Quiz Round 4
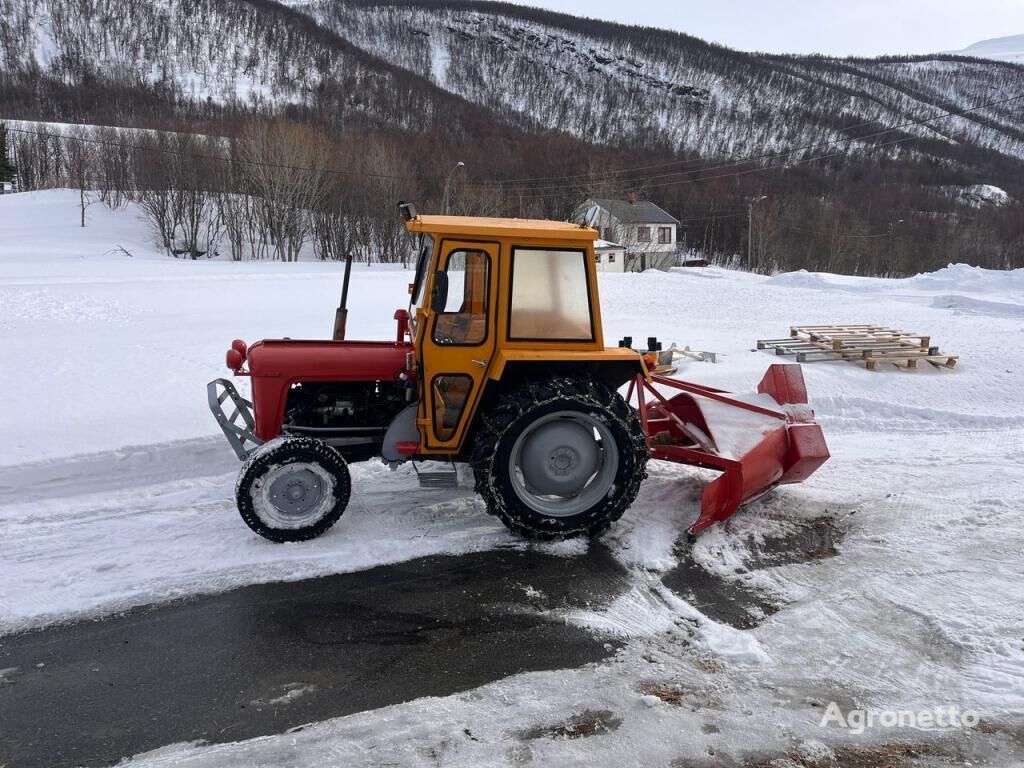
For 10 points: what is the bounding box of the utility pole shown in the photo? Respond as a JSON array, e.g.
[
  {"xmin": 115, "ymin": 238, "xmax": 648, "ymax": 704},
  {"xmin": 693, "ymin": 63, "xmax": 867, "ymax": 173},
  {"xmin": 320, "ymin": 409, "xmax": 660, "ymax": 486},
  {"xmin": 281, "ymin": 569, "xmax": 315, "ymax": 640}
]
[
  {"xmin": 442, "ymin": 161, "xmax": 465, "ymax": 215},
  {"xmin": 748, "ymin": 195, "xmax": 768, "ymax": 272}
]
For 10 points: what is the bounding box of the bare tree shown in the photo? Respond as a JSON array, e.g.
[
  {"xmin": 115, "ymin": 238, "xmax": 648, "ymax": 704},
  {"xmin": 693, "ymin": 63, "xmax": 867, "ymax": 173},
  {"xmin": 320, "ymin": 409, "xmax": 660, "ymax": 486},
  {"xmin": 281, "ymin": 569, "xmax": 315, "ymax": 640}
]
[
  {"xmin": 65, "ymin": 128, "xmax": 96, "ymax": 227},
  {"xmin": 238, "ymin": 119, "xmax": 333, "ymax": 262}
]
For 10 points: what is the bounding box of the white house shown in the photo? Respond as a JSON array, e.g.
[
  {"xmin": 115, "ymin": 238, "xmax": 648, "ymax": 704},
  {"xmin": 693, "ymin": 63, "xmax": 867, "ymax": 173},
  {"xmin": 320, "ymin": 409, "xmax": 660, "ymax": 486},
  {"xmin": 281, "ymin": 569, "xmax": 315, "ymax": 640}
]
[
  {"xmin": 575, "ymin": 193, "xmax": 679, "ymax": 271},
  {"xmin": 594, "ymin": 239, "xmax": 625, "ymax": 273}
]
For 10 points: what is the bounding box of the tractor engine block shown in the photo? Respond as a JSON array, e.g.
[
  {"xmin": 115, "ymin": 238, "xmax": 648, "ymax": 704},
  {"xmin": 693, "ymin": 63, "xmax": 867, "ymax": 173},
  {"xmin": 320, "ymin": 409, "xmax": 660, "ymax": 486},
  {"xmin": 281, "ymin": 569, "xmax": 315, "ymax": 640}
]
[{"xmin": 282, "ymin": 381, "xmax": 408, "ymax": 461}]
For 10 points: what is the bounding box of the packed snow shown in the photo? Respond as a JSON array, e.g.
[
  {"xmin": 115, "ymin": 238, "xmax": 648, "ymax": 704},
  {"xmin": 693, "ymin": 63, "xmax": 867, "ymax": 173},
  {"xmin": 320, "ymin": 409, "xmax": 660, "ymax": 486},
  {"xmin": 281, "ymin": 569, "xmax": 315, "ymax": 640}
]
[{"xmin": 2, "ymin": 190, "xmax": 1022, "ymax": 765}]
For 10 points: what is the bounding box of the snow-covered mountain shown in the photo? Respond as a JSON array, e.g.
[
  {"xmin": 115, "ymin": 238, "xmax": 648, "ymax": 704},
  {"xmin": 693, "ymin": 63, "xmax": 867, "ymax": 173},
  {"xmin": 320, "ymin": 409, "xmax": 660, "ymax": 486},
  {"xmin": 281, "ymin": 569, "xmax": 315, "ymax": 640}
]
[
  {"xmin": 0, "ymin": 0, "xmax": 500, "ymax": 136},
  {"xmin": 296, "ymin": 1, "xmax": 1024, "ymax": 161},
  {"xmin": 949, "ymin": 34, "xmax": 1024, "ymax": 64},
  {"xmin": 2, "ymin": 0, "xmax": 1023, "ymax": 171}
]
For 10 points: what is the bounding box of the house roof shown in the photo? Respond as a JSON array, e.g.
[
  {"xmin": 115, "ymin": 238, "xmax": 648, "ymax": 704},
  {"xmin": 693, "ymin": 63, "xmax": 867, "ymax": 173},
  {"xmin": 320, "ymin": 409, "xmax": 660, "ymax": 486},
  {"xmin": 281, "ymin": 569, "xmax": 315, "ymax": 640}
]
[
  {"xmin": 594, "ymin": 239, "xmax": 624, "ymax": 249},
  {"xmin": 589, "ymin": 198, "xmax": 679, "ymax": 225}
]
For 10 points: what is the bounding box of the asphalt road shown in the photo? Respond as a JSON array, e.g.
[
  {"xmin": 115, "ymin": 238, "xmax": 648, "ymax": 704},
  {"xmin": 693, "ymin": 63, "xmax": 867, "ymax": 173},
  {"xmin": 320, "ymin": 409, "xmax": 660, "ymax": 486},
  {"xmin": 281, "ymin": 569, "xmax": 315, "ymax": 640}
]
[{"xmin": 0, "ymin": 546, "xmax": 629, "ymax": 768}]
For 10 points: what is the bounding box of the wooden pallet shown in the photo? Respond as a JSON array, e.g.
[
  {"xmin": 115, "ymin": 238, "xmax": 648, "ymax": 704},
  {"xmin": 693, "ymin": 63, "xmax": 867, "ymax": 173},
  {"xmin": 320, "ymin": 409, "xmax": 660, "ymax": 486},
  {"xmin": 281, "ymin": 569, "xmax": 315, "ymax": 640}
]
[{"xmin": 757, "ymin": 325, "xmax": 958, "ymax": 370}]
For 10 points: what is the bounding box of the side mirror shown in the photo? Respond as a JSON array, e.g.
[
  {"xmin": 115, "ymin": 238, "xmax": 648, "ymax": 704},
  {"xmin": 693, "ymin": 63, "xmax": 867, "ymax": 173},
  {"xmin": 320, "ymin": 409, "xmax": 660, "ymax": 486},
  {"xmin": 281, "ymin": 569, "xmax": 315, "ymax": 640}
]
[
  {"xmin": 430, "ymin": 271, "xmax": 449, "ymax": 313},
  {"xmin": 397, "ymin": 201, "xmax": 418, "ymax": 222}
]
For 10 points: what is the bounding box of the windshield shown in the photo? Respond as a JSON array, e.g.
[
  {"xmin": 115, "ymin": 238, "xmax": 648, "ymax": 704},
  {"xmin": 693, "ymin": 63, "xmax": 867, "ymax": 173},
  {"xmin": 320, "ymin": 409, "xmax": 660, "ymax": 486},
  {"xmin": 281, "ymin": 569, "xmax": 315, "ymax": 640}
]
[{"xmin": 408, "ymin": 234, "xmax": 435, "ymax": 334}]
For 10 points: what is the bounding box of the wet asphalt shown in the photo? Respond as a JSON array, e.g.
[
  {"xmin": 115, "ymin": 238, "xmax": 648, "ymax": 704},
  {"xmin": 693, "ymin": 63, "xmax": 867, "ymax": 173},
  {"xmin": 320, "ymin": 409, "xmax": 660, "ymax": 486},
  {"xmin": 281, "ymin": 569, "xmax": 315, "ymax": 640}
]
[
  {"xmin": 0, "ymin": 517, "xmax": 839, "ymax": 768},
  {"xmin": 0, "ymin": 546, "xmax": 628, "ymax": 768}
]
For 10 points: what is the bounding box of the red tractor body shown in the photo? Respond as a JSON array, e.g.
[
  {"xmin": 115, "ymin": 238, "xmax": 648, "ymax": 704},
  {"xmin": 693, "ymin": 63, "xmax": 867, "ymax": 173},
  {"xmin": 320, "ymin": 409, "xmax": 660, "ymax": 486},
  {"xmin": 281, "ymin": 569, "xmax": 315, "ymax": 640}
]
[{"xmin": 236, "ymin": 339, "xmax": 411, "ymax": 442}]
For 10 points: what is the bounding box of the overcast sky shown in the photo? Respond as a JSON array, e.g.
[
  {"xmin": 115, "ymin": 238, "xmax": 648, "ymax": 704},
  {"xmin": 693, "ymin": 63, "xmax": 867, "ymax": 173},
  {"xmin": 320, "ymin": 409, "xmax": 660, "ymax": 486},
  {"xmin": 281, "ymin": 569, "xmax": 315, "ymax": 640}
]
[{"xmin": 499, "ymin": 0, "xmax": 1024, "ymax": 57}]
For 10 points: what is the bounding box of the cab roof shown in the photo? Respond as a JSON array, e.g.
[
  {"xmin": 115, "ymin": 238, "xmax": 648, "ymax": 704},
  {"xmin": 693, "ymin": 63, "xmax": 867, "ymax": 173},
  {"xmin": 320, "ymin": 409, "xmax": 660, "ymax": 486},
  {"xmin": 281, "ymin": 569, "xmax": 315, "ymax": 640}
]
[{"xmin": 406, "ymin": 215, "xmax": 597, "ymax": 241}]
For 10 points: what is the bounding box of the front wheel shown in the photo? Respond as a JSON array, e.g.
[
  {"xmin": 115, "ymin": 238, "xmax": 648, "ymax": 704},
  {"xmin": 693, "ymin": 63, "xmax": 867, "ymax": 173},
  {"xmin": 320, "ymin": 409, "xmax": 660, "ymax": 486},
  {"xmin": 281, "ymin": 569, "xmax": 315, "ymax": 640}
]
[
  {"xmin": 235, "ymin": 437, "xmax": 351, "ymax": 543},
  {"xmin": 472, "ymin": 377, "xmax": 648, "ymax": 539}
]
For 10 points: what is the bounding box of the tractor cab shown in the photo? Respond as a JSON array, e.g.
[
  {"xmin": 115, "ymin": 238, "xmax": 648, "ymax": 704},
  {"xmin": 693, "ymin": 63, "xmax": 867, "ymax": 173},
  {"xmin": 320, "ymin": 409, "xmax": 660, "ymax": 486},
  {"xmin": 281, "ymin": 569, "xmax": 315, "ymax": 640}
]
[{"xmin": 400, "ymin": 209, "xmax": 642, "ymax": 456}]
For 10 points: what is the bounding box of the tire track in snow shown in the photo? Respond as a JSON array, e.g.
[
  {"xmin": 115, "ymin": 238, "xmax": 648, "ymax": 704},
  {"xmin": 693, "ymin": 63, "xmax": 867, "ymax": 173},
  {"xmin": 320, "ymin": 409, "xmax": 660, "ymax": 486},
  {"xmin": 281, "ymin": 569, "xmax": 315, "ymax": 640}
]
[{"xmin": 813, "ymin": 394, "xmax": 1024, "ymax": 433}]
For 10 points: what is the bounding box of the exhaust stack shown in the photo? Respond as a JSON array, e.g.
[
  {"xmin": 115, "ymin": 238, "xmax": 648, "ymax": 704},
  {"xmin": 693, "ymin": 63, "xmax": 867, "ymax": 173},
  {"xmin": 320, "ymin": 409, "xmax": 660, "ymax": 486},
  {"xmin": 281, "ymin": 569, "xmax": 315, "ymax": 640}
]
[{"xmin": 333, "ymin": 251, "xmax": 354, "ymax": 341}]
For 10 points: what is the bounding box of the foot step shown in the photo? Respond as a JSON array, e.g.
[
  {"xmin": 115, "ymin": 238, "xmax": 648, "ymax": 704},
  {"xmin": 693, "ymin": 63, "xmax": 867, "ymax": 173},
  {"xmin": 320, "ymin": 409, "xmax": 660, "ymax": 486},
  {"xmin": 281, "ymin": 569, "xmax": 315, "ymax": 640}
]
[{"xmin": 416, "ymin": 471, "xmax": 459, "ymax": 489}]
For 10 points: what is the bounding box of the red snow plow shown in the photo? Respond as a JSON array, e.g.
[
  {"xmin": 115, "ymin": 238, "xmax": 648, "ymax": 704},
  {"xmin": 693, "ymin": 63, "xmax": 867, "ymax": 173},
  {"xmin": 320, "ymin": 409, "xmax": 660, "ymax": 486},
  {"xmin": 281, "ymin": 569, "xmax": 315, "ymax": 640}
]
[
  {"xmin": 628, "ymin": 364, "xmax": 829, "ymax": 537},
  {"xmin": 208, "ymin": 206, "xmax": 829, "ymax": 543}
]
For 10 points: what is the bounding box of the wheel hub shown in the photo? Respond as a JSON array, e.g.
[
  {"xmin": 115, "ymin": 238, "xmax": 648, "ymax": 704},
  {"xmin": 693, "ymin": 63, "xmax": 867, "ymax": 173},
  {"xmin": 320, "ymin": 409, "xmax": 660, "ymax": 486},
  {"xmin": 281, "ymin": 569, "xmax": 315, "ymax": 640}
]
[
  {"xmin": 518, "ymin": 417, "xmax": 601, "ymax": 497},
  {"xmin": 550, "ymin": 447, "xmax": 577, "ymax": 475},
  {"xmin": 267, "ymin": 466, "xmax": 325, "ymax": 519}
]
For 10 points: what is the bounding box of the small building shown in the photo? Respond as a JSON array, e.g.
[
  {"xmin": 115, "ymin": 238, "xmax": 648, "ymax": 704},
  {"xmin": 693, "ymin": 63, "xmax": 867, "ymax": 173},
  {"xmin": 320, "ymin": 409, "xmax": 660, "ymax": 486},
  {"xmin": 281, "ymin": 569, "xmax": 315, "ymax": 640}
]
[
  {"xmin": 594, "ymin": 239, "xmax": 625, "ymax": 273},
  {"xmin": 575, "ymin": 193, "xmax": 679, "ymax": 271},
  {"xmin": 0, "ymin": 181, "xmax": 13, "ymax": 195}
]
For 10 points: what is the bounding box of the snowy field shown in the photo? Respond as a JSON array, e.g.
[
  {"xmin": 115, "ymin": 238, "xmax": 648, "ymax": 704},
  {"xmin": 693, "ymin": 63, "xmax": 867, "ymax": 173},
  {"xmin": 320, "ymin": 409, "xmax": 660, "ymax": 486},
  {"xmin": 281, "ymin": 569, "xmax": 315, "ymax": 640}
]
[{"xmin": 2, "ymin": 190, "xmax": 1023, "ymax": 766}]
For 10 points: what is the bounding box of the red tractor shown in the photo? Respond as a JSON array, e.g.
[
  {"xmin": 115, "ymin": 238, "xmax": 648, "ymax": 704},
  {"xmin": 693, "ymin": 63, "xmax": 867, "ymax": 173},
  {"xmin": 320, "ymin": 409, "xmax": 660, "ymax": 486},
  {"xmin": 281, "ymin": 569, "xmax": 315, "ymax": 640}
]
[{"xmin": 208, "ymin": 204, "xmax": 829, "ymax": 543}]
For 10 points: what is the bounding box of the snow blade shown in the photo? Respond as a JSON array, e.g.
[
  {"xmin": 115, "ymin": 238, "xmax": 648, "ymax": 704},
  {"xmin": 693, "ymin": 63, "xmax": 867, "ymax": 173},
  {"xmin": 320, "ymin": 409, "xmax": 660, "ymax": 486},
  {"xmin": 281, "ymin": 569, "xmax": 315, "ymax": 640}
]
[{"xmin": 629, "ymin": 364, "xmax": 829, "ymax": 536}]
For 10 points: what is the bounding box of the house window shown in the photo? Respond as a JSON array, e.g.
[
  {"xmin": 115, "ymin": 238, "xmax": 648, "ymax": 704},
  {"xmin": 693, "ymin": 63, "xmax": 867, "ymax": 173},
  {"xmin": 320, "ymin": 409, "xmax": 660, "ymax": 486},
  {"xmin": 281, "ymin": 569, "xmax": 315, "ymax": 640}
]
[
  {"xmin": 637, "ymin": 226, "xmax": 651, "ymax": 243},
  {"xmin": 594, "ymin": 252, "xmax": 601, "ymax": 263},
  {"xmin": 658, "ymin": 226, "xmax": 673, "ymax": 244},
  {"xmin": 608, "ymin": 253, "xmax": 616, "ymax": 263}
]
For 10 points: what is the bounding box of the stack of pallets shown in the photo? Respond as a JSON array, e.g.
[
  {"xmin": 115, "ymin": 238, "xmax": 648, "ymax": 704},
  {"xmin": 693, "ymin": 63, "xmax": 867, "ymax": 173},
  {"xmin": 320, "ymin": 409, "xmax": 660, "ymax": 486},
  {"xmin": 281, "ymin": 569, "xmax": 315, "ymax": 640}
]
[{"xmin": 757, "ymin": 325, "xmax": 958, "ymax": 370}]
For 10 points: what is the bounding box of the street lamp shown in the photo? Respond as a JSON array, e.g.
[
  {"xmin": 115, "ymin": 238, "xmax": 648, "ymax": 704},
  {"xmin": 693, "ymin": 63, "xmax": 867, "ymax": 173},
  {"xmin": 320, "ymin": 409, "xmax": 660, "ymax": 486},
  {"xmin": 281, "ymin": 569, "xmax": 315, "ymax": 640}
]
[
  {"xmin": 442, "ymin": 161, "xmax": 465, "ymax": 215},
  {"xmin": 748, "ymin": 195, "xmax": 768, "ymax": 272}
]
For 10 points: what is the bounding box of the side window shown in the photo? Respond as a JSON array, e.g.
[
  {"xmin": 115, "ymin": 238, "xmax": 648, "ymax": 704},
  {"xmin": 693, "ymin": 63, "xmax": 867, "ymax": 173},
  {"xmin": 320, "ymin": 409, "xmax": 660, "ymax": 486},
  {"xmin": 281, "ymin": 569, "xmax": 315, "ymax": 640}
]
[
  {"xmin": 408, "ymin": 235, "xmax": 435, "ymax": 336},
  {"xmin": 410, "ymin": 236, "xmax": 435, "ymax": 308},
  {"xmin": 432, "ymin": 249, "xmax": 489, "ymax": 345},
  {"xmin": 658, "ymin": 226, "xmax": 673, "ymax": 244},
  {"xmin": 509, "ymin": 248, "xmax": 594, "ymax": 341},
  {"xmin": 637, "ymin": 226, "xmax": 651, "ymax": 243}
]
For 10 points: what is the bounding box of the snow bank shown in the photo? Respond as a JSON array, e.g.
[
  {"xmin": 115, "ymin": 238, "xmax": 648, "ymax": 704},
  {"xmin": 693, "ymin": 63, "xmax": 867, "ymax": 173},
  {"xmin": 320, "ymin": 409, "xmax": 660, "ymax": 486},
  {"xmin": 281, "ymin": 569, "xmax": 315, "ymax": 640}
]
[
  {"xmin": 767, "ymin": 262, "xmax": 1024, "ymax": 296},
  {"xmin": 906, "ymin": 262, "xmax": 1024, "ymax": 293}
]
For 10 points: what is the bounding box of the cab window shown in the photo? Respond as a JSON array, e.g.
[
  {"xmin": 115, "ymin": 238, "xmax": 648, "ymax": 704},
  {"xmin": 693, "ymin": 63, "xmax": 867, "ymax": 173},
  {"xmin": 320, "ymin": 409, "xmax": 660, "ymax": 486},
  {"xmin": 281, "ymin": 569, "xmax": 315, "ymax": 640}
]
[
  {"xmin": 432, "ymin": 249, "xmax": 489, "ymax": 346},
  {"xmin": 410, "ymin": 236, "xmax": 435, "ymax": 308},
  {"xmin": 432, "ymin": 374, "xmax": 472, "ymax": 441},
  {"xmin": 508, "ymin": 248, "xmax": 594, "ymax": 341}
]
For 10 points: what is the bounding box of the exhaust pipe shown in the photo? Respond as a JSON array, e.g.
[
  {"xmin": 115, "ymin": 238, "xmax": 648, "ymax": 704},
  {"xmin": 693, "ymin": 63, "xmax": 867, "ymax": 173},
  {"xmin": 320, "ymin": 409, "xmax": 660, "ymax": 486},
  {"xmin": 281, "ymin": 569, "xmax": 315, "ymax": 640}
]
[{"xmin": 333, "ymin": 251, "xmax": 354, "ymax": 341}]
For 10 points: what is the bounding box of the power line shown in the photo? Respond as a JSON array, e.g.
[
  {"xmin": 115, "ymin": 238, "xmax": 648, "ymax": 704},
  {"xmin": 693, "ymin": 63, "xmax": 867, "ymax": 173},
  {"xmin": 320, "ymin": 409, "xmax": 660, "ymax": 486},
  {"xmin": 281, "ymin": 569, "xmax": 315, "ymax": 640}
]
[
  {"xmin": 3, "ymin": 124, "xmax": 422, "ymax": 183},
  {"xmin": 782, "ymin": 223, "xmax": 893, "ymax": 239},
  {"xmin": 469, "ymin": 91, "xmax": 1024, "ymax": 196},
  {"xmin": 5, "ymin": 89, "xmax": 1023, "ymax": 200},
  {"xmin": 514, "ymin": 97, "xmax": 1015, "ymax": 201},
  {"xmin": 468, "ymin": 92, "xmax": 1024, "ymax": 189}
]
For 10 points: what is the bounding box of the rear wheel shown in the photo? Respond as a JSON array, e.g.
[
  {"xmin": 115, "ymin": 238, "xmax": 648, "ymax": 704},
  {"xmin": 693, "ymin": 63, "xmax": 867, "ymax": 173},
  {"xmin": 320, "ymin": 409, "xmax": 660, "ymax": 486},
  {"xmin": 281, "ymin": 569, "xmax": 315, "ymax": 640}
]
[
  {"xmin": 235, "ymin": 437, "xmax": 351, "ymax": 542},
  {"xmin": 471, "ymin": 377, "xmax": 648, "ymax": 539}
]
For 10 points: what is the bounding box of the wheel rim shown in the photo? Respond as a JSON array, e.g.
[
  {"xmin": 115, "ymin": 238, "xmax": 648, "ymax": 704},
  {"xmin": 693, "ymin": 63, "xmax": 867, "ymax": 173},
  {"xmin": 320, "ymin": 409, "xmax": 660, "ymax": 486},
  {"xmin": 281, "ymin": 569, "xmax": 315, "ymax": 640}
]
[
  {"xmin": 252, "ymin": 461, "xmax": 336, "ymax": 530},
  {"xmin": 508, "ymin": 410, "xmax": 619, "ymax": 518}
]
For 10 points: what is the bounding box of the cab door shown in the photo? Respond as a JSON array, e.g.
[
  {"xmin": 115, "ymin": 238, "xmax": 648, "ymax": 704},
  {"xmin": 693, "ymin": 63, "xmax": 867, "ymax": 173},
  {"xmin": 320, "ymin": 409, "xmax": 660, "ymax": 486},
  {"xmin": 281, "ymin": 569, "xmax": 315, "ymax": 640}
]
[{"xmin": 417, "ymin": 240, "xmax": 499, "ymax": 452}]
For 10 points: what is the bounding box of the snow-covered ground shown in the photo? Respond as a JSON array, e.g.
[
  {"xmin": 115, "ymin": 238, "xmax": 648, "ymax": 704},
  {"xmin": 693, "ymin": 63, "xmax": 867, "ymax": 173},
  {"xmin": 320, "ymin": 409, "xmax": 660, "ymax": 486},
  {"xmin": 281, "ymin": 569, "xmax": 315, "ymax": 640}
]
[
  {"xmin": 2, "ymin": 190, "xmax": 1022, "ymax": 765},
  {"xmin": 948, "ymin": 34, "xmax": 1024, "ymax": 64}
]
